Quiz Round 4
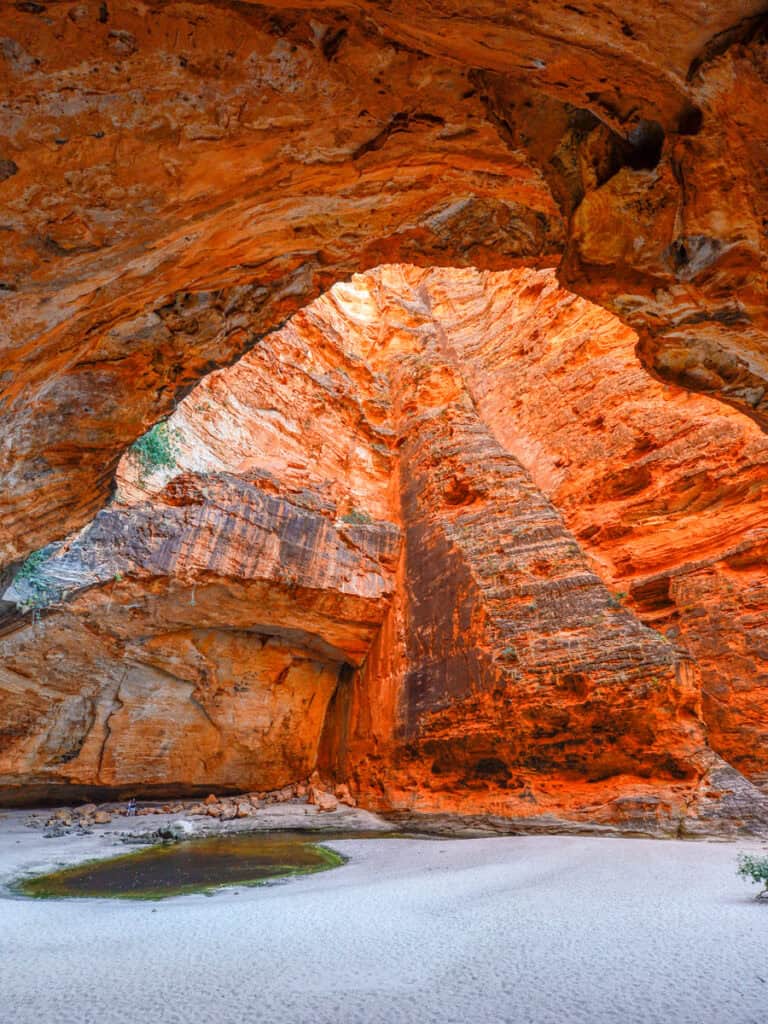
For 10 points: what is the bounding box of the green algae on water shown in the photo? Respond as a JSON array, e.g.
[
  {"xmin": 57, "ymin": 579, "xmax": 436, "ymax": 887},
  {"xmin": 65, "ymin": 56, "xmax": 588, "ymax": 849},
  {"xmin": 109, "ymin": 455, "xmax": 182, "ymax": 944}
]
[{"xmin": 17, "ymin": 832, "xmax": 346, "ymax": 900}]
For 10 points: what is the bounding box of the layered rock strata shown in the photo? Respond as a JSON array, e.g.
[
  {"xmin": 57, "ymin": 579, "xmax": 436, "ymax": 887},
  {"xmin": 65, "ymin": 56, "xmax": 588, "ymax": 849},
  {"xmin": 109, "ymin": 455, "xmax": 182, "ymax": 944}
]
[
  {"xmin": 0, "ymin": 306, "xmax": 401, "ymax": 802},
  {"xmin": 4, "ymin": 266, "xmax": 768, "ymax": 835},
  {"xmin": 330, "ymin": 344, "xmax": 710, "ymax": 832},
  {"xmin": 363, "ymin": 265, "xmax": 768, "ymax": 789},
  {"xmin": 315, "ymin": 271, "xmax": 768, "ymax": 833},
  {"xmin": 4, "ymin": 2, "xmax": 768, "ymax": 582},
  {"xmin": 0, "ymin": 0, "xmax": 558, "ymax": 571}
]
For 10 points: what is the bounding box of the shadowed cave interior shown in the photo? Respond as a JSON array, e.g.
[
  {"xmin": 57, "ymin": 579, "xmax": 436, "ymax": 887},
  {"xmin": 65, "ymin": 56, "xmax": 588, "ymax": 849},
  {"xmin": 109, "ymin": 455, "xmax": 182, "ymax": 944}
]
[
  {"xmin": 4, "ymin": 265, "xmax": 768, "ymax": 839},
  {"xmin": 3, "ymin": 1, "xmax": 768, "ymax": 840}
]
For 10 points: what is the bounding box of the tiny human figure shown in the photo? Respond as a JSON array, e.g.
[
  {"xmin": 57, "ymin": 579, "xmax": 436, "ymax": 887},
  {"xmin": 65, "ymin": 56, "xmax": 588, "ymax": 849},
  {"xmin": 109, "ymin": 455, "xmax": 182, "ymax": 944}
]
[{"xmin": 126, "ymin": 797, "xmax": 137, "ymax": 817}]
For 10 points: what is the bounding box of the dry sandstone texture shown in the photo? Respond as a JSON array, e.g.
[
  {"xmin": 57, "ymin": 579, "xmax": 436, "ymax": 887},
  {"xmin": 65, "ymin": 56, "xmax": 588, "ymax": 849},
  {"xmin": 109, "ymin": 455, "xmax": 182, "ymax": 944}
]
[
  {"xmin": 3, "ymin": 266, "xmax": 768, "ymax": 837},
  {"xmin": 2, "ymin": 3, "xmax": 768, "ymax": 834}
]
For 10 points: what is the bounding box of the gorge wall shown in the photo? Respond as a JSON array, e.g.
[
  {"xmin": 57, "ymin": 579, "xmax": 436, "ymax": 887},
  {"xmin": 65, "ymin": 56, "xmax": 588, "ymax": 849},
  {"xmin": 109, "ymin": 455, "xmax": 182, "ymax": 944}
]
[
  {"xmin": 1, "ymin": 294, "xmax": 402, "ymax": 802},
  {"xmin": 4, "ymin": 1, "xmax": 768, "ymax": 577},
  {"xmin": 3, "ymin": 3, "xmax": 768, "ymax": 835},
  {"xmin": 4, "ymin": 266, "xmax": 768, "ymax": 837}
]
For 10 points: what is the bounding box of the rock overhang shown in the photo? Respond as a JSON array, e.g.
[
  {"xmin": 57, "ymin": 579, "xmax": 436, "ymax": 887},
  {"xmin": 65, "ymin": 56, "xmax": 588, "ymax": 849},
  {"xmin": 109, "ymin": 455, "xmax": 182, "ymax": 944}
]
[{"xmin": 3, "ymin": 3, "xmax": 768, "ymax": 831}]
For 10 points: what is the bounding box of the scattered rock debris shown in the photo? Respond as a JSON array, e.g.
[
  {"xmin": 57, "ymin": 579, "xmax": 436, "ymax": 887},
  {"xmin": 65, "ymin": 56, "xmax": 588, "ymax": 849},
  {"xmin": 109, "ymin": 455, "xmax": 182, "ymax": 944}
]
[{"xmin": 36, "ymin": 776, "xmax": 358, "ymax": 838}]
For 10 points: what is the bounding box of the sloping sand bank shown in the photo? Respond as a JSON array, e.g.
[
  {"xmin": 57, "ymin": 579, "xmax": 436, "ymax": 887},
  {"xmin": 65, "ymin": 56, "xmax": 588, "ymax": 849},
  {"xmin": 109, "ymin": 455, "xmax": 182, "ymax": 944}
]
[{"xmin": 1, "ymin": 818, "xmax": 766, "ymax": 1024}]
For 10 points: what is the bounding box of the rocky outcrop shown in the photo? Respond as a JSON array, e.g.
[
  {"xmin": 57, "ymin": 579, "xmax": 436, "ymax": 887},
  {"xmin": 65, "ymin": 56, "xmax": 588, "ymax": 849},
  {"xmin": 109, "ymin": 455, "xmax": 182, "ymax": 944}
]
[
  {"xmin": 0, "ymin": 0, "xmax": 558, "ymax": 571},
  {"xmin": 310, "ymin": 265, "xmax": 768, "ymax": 796},
  {"xmin": 5, "ymin": 265, "xmax": 768, "ymax": 835},
  {"xmin": 4, "ymin": 2, "xmax": 768, "ymax": 583},
  {"xmin": 0, "ymin": 614, "xmax": 344, "ymax": 805},
  {"xmin": 329, "ymin": 339, "xmax": 711, "ymax": 833},
  {"xmin": 0, "ymin": 306, "xmax": 401, "ymax": 802},
  {"xmin": 374, "ymin": 265, "xmax": 768, "ymax": 788},
  {"xmin": 311, "ymin": 270, "xmax": 768, "ymax": 833}
]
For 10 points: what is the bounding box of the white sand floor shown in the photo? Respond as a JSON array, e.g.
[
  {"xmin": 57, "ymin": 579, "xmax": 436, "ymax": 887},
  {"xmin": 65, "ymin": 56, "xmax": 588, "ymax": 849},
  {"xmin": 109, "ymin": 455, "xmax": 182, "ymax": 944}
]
[{"xmin": 1, "ymin": 816, "xmax": 766, "ymax": 1024}]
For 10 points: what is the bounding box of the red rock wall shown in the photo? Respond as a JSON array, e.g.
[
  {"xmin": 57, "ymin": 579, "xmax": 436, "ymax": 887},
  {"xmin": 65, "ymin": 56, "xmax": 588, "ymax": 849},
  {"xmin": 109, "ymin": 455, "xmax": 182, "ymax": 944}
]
[
  {"xmin": 388, "ymin": 265, "xmax": 768, "ymax": 787},
  {"xmin": 4, "ymin": 2, "xmax": 768, "ymax": 588},
  {"xmin": 0, "ymin": 0, "xmax": 559, "ymax": 571},
  {"xmin": 315, "ymin": 275, "xmax": 731, "ymax": 833},
  {"xmin": 313, "ymin": 265, "xmax": 768, "ymax": 794},
  {"xmin": 0, "ymin": 309, "xmax": 402, "ymax": 802},
  {"xmin": 3, "ymin": 265, "xmax": 768, "ymax": 834}
]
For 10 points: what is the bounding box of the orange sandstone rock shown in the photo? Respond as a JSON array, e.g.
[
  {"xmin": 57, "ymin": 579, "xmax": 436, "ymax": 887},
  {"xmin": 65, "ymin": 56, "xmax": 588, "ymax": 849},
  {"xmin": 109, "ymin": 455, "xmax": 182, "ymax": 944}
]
[
  {"xmin": 375, "ymin": 265, "xmax": 768, "ymax": 788},
  {"xmin": 0, "ymin": 304, "xmax": 402, "ymax": 803},
  {"xmin": 318, "ymin": 280, "xmax": 712, "ymax": 830},
  {"xmin": 4, "ymin": 266, "xmax": 768, "ymax": 835},
  {"xmin": 0, "ymin": 1, "xmax": 558, "ymax": 574},
  {"xmin": 5, "ymin": 2, "xmax": 768, "ymax": 589}
]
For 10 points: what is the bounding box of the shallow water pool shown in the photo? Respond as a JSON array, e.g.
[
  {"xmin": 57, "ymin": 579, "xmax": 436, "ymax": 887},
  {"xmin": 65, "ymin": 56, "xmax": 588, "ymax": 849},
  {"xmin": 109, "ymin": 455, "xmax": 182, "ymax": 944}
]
[{"xmin": 17, "ymin": 831, "xmax": 348, "ymax": 899}]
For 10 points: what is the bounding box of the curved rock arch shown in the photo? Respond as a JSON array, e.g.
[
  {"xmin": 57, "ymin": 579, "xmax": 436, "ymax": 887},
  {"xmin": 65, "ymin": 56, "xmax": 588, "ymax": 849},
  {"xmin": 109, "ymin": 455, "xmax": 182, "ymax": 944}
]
[{"xmin": 3, "ymin": 2, "xmax": 768, "ymax": 570}]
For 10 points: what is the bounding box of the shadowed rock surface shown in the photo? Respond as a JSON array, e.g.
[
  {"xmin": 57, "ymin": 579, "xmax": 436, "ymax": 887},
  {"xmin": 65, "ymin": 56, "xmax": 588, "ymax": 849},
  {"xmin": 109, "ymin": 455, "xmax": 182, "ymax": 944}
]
[
  {"xmin": 4, "ymin": 267, "xmax": 768, "ymax": 835},
  {"xmin": 4, "ymin": 2, "xmax": 768, "ymax": 572}
]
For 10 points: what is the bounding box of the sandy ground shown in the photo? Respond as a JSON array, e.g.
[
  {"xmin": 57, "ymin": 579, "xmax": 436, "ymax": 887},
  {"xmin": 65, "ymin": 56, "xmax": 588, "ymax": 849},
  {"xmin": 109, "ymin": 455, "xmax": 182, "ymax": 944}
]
[{"xmin": 1, "ymin": 811, "xmax": 767, "ymax": 1024}]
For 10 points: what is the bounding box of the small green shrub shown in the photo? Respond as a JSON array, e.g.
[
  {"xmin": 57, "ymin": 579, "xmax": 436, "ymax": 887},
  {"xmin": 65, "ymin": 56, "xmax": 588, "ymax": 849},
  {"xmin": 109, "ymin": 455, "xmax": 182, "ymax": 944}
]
[
  {"xmin": 16, "ymin": 548, "xmax": 46, "ymax": 582},
  {"xmin": 130, "ymin": 422, "xmax": 179, "ymax": 480},
  {"xmin": 342, "ymin": 508, "xmax": 373, "ymax": 525},
  {"xmin": 737, "ymin": 852, "xmax": 768, "ymax": 899},
  {"xmin": 14, "ymin": 547, "xmax": 61, "ymax": 613}
]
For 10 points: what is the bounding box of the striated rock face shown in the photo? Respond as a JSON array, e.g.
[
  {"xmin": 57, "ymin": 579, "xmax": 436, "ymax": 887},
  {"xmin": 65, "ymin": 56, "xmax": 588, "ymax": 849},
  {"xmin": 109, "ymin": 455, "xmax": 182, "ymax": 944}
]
[
  {"xmin": 4, "ymin": 1, "xmax": 768, "ymax": 584},
  {"xmin": 383, "ymin": 265, "xmax": 768, "ymax": 788},
  {"xmin": 0, "ymin": 300, "xmax": 401, "ymax": 802},
  {"xmin": 331, "ymin": 344, "xmax": 709, "ymax": 831},
  {"xmin": 0, "ymin": 0, "xmax": 558, "ymax": 571},
  {"xmin": 312, "ymin": 270, "xmax": 768, "ymax": 833},
  {"xmin": 4, "ymin": 265, "xmax": 768, "ymax": 835}
]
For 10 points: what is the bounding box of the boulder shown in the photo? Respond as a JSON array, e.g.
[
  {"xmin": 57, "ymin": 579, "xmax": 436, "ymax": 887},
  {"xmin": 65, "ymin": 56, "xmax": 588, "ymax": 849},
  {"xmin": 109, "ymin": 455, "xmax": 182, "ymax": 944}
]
[
  {"xmin": 335, "ymin": 784, "xmax": 356, "ymax": 808},
  {"xmin": 308, "ymin": 787, "xmax": 338, "ymax": 812}
]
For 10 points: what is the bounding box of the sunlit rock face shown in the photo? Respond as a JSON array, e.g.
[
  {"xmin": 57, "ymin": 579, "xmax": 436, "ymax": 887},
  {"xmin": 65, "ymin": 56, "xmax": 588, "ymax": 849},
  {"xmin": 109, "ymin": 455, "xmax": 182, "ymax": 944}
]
[
  {"xmin": 4, "ymin": 1, "xmax": 768, "ymax": 583},
  {"xmin": 0, "ymin": 298, "xmax": 402, "ymax": 802},
  {"xmin": 314, "ymin": 269, "xmax": 768, "ymax": 833},
  {"xmin": 334, "ymin": 340, "xmax": 709, "ymax": 832},
  {"xmin": 4, "ymin": 266, "xmax": 768, "ymax": 835},
  {"xmin": 0, "ymin": 1, "xmax": 558, "ymax": 571},
  {"xmin": 391, "ymin": 266, "xmax": 768, "ymax": 789}
]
